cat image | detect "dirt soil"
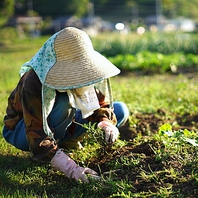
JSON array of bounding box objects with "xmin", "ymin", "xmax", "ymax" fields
[{"xmin": 86, "ymin": 111, "xmax": 198, "ymax": 197}]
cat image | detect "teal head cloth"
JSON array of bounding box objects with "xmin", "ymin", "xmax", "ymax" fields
[{"xmin": 19, "ymin": 27, "xmax": 120, "ymax": 138}]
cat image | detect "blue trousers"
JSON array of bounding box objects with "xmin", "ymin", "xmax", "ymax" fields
[{"xmin": 3, "ymin": 101, "xmax": 129, "ymax": 151}]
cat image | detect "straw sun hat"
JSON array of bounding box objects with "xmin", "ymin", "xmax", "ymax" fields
[{"xmin": 44, "ymin": 27, "xmax": 120, "ymax": 89}]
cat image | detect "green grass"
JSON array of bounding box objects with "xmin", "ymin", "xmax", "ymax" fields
[{"xmin": 0, "ymin": 29, "xmax": 198, "ymax": 197}]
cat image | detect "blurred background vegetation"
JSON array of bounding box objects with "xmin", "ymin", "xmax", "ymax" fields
[
  {"xmin": 0, "ymin": 1, "xmax": 198, "ymax": 74},
  {"xmin": 1, "ymin": 0, "xmax": 198, "ymax": 20},
  {"xmin": 0, "ymin": 0, "xmax": 198, "ymax": 36}
]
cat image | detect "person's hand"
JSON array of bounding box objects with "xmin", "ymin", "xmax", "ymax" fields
[
  {"xmin": 51, "ymin": 149, "xmax": 99, "ymax": 183},
  {"xmin": 97, "ymin": 120, "xmax": 119, "ymax": 144}
]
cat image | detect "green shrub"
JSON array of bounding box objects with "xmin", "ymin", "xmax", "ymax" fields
[
  {"xmin": 108, "ymin": 51, "xmax": 198, "ymax": 73},
  {"xmin": 0, "ymin": 27, "xmax": 18, "ymax": 44}
]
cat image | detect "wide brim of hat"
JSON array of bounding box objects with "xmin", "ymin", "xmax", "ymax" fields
[{"xmin": 44, "ymin": 51, "xmax": 120, "ymax": 89}]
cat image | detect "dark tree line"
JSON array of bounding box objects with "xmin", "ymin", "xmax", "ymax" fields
[{"xmin": 1, "ymin": 0, "xmax": 198, "ymax": 21}]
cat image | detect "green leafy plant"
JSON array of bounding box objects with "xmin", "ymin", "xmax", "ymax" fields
[{"xmin": 158, "ymin": 123, "xmax": 198, "ymax": 146}]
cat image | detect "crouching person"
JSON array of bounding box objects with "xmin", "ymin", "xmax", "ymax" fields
[{"xmin": 2, "ymin": 27, "xmax": 129, "ymax": 183}]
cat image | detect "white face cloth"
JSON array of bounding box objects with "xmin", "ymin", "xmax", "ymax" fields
[{"xmin": 66, "ymin": 85, "xmax": 100, "ymax": 118}]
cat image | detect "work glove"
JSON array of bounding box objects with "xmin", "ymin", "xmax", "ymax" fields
[
  {"xmin": 51, "ymin": 149, "xmax": 99, "ymax": 183},
  {"xmin": 97, "ymin": 120, "xmax": 119, "ymax": 144}
]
